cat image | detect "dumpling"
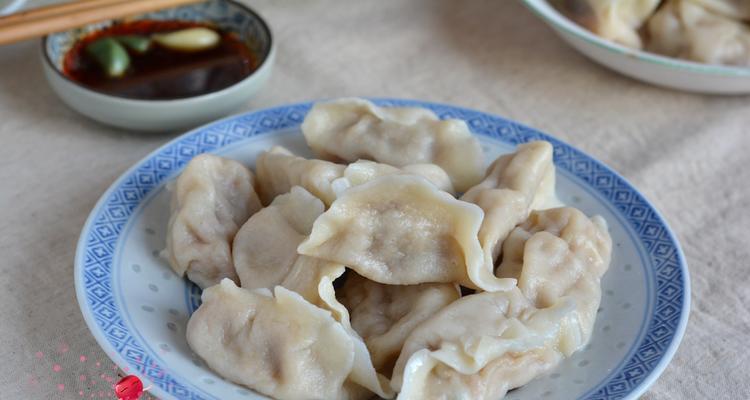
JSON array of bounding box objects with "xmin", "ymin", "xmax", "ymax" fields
[
  {"xmin": 297, "ymin": 174, "xmax": 516, "ymax": 291},
  {"xmin": 647, "ymin": 0, "xmax": 750, "ymax": 66},
  {"xmin": 280, "ymin": 256, "xmax": 345, "ymax": 307},
  {"xmin": 233, "ymin": 186, "xmax": 325, "ymax": 289},
  {"xmin": 462, "ymin": 190, "xmax": 528, "ymax": 267},
  {"xmin": 688, "ymin": 0, "xmax": 750, "ymax": 20},
  {"xmin": 461, "ymin": 141, "xmax": 560, "ymax": 279},
  {"xmin": 398, "ymin": 347, "xmax": 562, "ymax": 400},
  {"xmin": 338, "ymin": 273, "xmax": 461, "ymax": 375},
  {"xmin": 645, "ymin": 1, "xmax": 685, "ymax": 57},
  {"xmin": 390, "ymin": 289, "xmax": 577, "ymax": 399},
  {"xmin": 256, "ymin": 147, "xmax": 456, "ymax": 207},
  {"xmin": 497, "ymin": 207, "xmax": 613, "ymax": 353},
  {"xmin": 283, "ymin": 258, "xmax": 396, "ymax": 399},
  {"xmin": 230, "ymin": 186, "xmax": 393, "ymax": 397},
  {"xmin": 461, "ymin": 141, "xmax": 557, "ymax": 209},
  {"xmin": 552, "ymin": 0, "xmax": 661, "ymax": 48},
  {"xmin": 229, "ymin": 186, "xmax": 343, "ymax": 308},
  {"xmin": 399, "ymin": 164, "xmax": 455, "ymax": 194},
  {"xmin": 164, "ymin": 154, "xmax": 261, "ymax": 288},
  {"xmin": 332, "ymin": 159, "xmax": 456, "ymax": 196},
  {"xmin": 255, "ymin": 146, "xmax": 345, "ymax": 206},
  {"xmin": 301, "ymin": 98, "xmax": 484, "ymax": 192},
  {"xmin": 231, "ymin": 185, "xmax": 394, "ymax": 398},
  {"xmin": 186, "ymin": 280, "xmax": 356, "ymax": 400}
]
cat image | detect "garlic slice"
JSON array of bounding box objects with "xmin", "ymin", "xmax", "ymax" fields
[{"xmin": 154, "ymin": 27, "xmax": 220, "ymax": 52}]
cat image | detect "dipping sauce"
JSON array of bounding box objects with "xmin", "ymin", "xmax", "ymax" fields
[{"xmin": 63, "ymin": 20, "xmax": 259, "ymax": 100}]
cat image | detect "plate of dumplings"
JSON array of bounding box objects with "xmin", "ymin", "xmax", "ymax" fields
[
  {"xmin": 524, "ymin": 0, "xmax": 750, "ymax": 94},
  {"xmin": 74, "ymin": 98, "xmax": 689, "ymax": 400}
]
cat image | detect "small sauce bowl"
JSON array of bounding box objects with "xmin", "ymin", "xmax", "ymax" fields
[{"xmin": 42, "ymin": 0, "xmax": 274, "ymax": 132}]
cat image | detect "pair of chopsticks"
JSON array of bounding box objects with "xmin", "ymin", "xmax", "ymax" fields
[{"xmin": 0, "ymin": 0, "xmax": 205, "ymax": 45}]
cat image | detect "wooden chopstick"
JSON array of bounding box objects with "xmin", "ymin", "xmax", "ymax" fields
[
  {"xmin": 0, "ymin": 0, "xmax": 127, "ymax": 27},
  {"xmin": 0, "ymin": 0, "xmax": 205, "ymax": 45}
]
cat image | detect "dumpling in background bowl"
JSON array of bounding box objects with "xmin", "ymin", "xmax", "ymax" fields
[
  {"xmin": 522, "ymin": 0, "xmax": 750, "ymax": 94},
  {"xmin": 549, "ymin": 0, "xmax": 662, "ymax": 49},
  {"xmin": 647, "ymin": 0, "xmax": 750, "ymax": 67}
]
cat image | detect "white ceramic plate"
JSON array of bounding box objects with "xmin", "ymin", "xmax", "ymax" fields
[
  {"xmin": 522, "ymin": 0, "xmax": 750, "ymax": 94},
  {"xmin": 75, "ymin": 99, "xmax": 690, "ymax": 400}
]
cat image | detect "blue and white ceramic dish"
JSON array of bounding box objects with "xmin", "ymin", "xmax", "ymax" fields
[
  {"xmin": 522, "ymin": 0, "xmax": 750, "ymax": 94},
  {"xmin": 74, "ymin": 99, "xmax": 690, "ymax": 400},
  {"xmin": 43, "ymin": 0, "xmax": 274, "ymax": 132}
]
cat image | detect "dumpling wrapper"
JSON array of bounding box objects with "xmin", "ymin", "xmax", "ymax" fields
[
  {"xmin": 688, "ymin": 0, "xmax": 750, "ymax": 20},
  {"xmin": 497, "ymin": 207, "xmax": 613, "ymax": 354},
  {"xmin": 256, "ymin": 146, "xmax": 345, "ymax": 206},
  {"xmin": 331, "ymin": 159, "xmax": 455, "ymax": 196},
  {"xmin": 647, "ymin": 0, "xmax": 750, "ymax": 66},
  {"xmin": 232, "ymin": 186, "xmax": 394, "ymax": 398},
  {"xmin": 397, "ymin": 347, "xmax": 562, "ymax": 400},
  {"xmin": 460, "ymin": 141, "xmax": 561, "ymax": 280},
  {"xmin": 462, "ymin": 141, "xmax": 558, "ymax": 210},
  {"xmin": 256, "ymin": 147, "xmax": 456, "ymax": 207},
  {"xmin": 391, "ymin": 207, "xmax": 611, "ymax": 399},
  {"xmin": 338, "ymin": 273, "xmax": 461, "ymax": 376},
  {"xmin": 186, "ymin": 280, "xmax": 357, "ymax": 400},
  {"xmin": 298, "ymin": 174, "xmax": 515, "ymax": 291},
  {"xmin": 233, "ymin": 186, "xmax": 325, "ymax": 289},
  {"xmin": 282, "ymin": 259, "xmax": 396, "ymax": 399},
  {"xmin": 164, "ymin": 154, "xmax": 261, "ymax": 288},
  {"xmin": 301, "ymin": 98, "xmax": 484, "ymax": 192},
  {"xmin": 391, "ymin": 289, "xmax": 577, "ymax": 399},
  {"xmin": 552, "ymin": 0, "xmax": 661, "ymax": 48}
]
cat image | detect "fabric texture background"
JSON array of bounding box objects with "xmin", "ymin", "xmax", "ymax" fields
[{"xmin": 0, "ymin": 0, "xmax": 747, "ymax": 398}]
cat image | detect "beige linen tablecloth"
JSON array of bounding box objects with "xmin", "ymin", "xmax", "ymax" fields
[{"xmin": 1, "ymin": 0, "xmax": 748, "ymax": 398}]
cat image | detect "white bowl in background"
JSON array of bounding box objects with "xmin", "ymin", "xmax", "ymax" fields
[
  {"xmin": 522, "ymin": 0, "xmax": 750, "ymax": 94},
  {"xmin": 42, "ymin": 0, "xmax": 274, "ymax": 132}
]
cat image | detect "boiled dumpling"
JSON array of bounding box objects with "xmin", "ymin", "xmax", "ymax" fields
[
  {"xmin": 230, "ymin": 188, "xmax": 393, "ymax": 397},
  {"xmin": 186, "ymin": 280, "xmax": 358, "ymax": 400},
  {"xmin": 231, "ymin": 190, "xmax": 345, "ymax": 309},
  {"xmin": 331, "ymin": 159, "xmax": 456, "ymax": 196},
  {"xmin": 647, "ymin": 0, "xmax": 750, "ymax": 66},
  {"xmin": 462, "ymin": 141, "xmax": 558, "ymax": 210},
  {"xmin": 390, "ymin": 288, "xmax": 577, "ymax": 399},
  {"xmin": 646, "ymin": 0, "xmax": 685, "ymax": 57},
  {"xmin": 399, "ymin": 164, "xmax": 456, "ymax": 194},
  {"xmin": 301, "ymin": 98, "xmax": 484, "ymax": 192},
  {"xmin": 257, "ymin": 147, "xmax": 456, "ymax": 207},
  {"xmin": 338, "ymin": 273, "xmax": 460, "ymax": 375},
  {"xmin": 462, "ymin": 190, "xmax": 528, "ymax": 268},
  {"xmin": 255, "ymin": 146, "xmax": 345, "ymax": 206},
  {"xmin": 552, "ymin": 0, "xmax": 662, "ymax": 48},
  {"xmin": 233, "ymin": 186, "xmax": 325, "ymax": 289},
  {"xmin": 497, "ymin": 207, "xmax": 612, "ymax": 353},
  {"xmin": 284, "ymin": 260, "xmax": 396, "ymax": 399},
  {"xmin": 164, "ymin": 154, "xmax": 261, "ymax": 288},
  {"xmin": 230, "ymin": 185, "xmax": 393, "ymax": 398},
  {"xmin": 398, "ymin": 347, "xmax": 562, "ymax": 400},
  {"xmin": 460, "ymin": 141, "xmax": 560, "ymax": 280},
  {"xmin": 688, "ymin": 0, "xmax": 750, "ymax": 20},
  {"xmin": 280, "ymin": 256, "xmax": 345, "ymax": 307},
  {"xmin": 298, "ymin": 174, "xmax": 516, "ymax": 291}
]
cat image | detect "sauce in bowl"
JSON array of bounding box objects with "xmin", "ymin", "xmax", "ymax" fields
[{"xmin": 63, "ymin": 20, "xmax": 258, "ymax": 100}]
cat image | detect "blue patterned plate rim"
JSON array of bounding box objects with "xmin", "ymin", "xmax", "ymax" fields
[{"xmin": 74, "ymin": 98, "xmax": 690, "ymax": 400}]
